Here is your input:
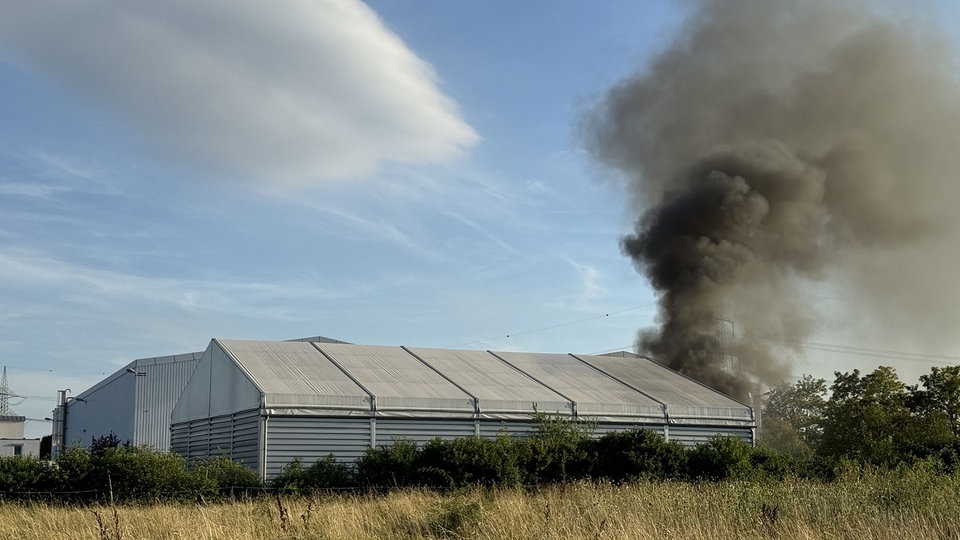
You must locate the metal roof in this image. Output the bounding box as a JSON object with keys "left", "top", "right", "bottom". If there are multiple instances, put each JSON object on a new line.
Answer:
{"left": 316, "top": 343, "right": 474, "bottom": 411}
{"left": 407, "top": 347, "right": 570, "bottom": 413}
{"left": 492, "top": 351, "right": 666, "bottom": 418}
{"left": 209, "top": 340, "right": 752, "bottom": 422}
{"left": 218, "top": 340, "right": 369, "bottom": 409}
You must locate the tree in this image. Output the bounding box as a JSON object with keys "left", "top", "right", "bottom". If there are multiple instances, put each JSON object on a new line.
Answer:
{"left": 909, "top": 366, "right": 960, "bottom": 438}
{"left": 761, "top": 374, "right": 827, "bottom": 455}
{"left": 818, "top": 366, "right": 914, "bottom": 465}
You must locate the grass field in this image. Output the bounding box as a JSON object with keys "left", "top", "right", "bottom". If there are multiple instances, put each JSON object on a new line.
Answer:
{"left": 4, "top": 469, "right": 960, "bottom": 539}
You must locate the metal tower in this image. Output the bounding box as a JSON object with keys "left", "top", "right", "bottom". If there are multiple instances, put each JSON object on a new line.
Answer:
{"left": 0, "top": 366, "right": 15, "bottom": 415}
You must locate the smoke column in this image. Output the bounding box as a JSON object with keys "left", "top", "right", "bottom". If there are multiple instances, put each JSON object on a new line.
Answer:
{"left": 586, "top": 0, "right": 960, "bottom": 398}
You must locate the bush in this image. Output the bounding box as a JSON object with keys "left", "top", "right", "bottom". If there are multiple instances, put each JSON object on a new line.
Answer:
{"left": 355, "top": 439, "right": 419, "bottom": 489}
{"left": 687, "top": 436, "right": 755, "bottom": 481}
{"left": 591, "top": 429, "right": 688, "bottom": 482}
{"left": 416, "top": 435, "right": 525, "bottom": 489}
{"left": 271, "top": 455, "right": 354, "bottom": 493}
{"left": 0, "top": 456, "right": 57, "bottom": 499}
{"left": 191, "top": 456, "right": 263, "bottom": 499}
{"left": 519, "top": 413, "right": 595, "bottom": 485}
{"left": 90, "top": 446, "right": 193, "bottom": 502}
{"left": 55, "top": 445, "right": 94, "bottom": 499}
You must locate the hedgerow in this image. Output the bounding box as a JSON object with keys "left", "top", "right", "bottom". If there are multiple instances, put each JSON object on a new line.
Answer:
{"left": 11, "top": 411, "right": 960, "bottom": 504}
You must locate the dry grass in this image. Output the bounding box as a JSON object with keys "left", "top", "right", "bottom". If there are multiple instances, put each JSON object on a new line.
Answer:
{"left": 5, "top": 473, "right": 960, "bottom": 539}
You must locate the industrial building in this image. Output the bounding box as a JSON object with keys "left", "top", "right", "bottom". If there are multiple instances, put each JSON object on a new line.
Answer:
{"left": 54, "top": 337, "right": 755, "bottom": 479}
{"left": 50, "top": 351, "right": 203, "bottom": 458}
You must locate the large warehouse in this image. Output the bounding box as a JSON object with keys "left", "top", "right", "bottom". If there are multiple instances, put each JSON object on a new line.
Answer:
{"left": 170, "top": 339, "right": 754, "bottom": 478}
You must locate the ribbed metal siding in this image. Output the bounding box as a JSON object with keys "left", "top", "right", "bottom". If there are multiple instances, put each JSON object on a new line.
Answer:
{"left": 170, "top": 409, "right": 261, "bottom": 472}
{"left": 374, "top": 419, "right": 475, "bottom": 446}
{"left": 477, "top": 421, "right": 539, "bottom": 438}
{"left": 133, "top": 353, "right": 201, "bottom": 451}
{"left": 669, "top": 425, "right": 753, "bottom": 446}
{"left": 590, "top": 422, "right": 667, "bottom": 438}
{"left": 264, "top": 417, "right": 371, "bottom": 478}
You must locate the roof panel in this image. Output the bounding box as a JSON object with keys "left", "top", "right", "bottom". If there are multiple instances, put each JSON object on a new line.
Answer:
{"left": 407, "top": 347, "right": 570, "bottom": 412}
{"left": 492, "top": 352, "right": 664, "bottom": 411}
{"left": 219, "top": 340, "right": 365, "bottom": 399}
{"left": 575, "top": 354, "right": 751, "bottom": 415}
{"left": 317, "top": 344, "right": 473, "bottom": 408}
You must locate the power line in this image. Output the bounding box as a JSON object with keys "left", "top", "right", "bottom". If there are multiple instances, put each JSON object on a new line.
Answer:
{"left": 443, "top": 303, "right": 656, "bottom": 349}
{"left": 801, "top": 341, "right": 960, "bottom": 365}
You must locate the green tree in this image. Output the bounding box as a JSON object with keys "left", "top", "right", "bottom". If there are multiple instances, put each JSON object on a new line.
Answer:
{"left": 819, "top": 366, "right": 917, "bottom": 466}
{"left": 909, "top": 366, "right": 960, "bottom": 438}
{"left": 762, "top": 374, "right": 827, "bottom": 455}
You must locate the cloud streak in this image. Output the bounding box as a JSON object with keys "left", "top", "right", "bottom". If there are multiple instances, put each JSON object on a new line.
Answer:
{"left": 0, "top": 0, "right": 477, "bottom": 188}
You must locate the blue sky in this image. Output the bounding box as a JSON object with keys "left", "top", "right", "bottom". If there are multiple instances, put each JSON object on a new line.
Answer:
{"left": 1, "top": 1, "right": 957, "bottom": 438}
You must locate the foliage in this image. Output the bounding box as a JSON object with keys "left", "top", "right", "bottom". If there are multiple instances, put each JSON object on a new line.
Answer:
{"left": 909, "top": 366, "right": 960, "bottom": 437}
{"left": 0, "top": 455, "right": 57, "bottom": 497}
{"left": 687, "top": 436, "right": 756, "bottom": 480}
{"left": 519, "top": 412, "right": 595, "bottom": 485}
{"left": 271, "top": 454, "right": 354, "bottom": 493}
{"left": 417, "top": 435, "right": 525, "bottom": 489}
{"left": 762, "top": 374, "right": 827, "bottom": 455}
{"left": 819, "top": 366, "right": 933, "bottom": 466}
{"left": 355, "top": 438, "right": 419, "bottom": 489}
{"left": 590, "top": 428, "right": 688, "bottom": 481}
{"left": 90, "top": 446, "right": 194, "bottom": 502}
{"left": 191, "top": 456, "right": 263, "bottom": 498}
{"left": 89, "top": 432, "right": 124, "bottom": 458}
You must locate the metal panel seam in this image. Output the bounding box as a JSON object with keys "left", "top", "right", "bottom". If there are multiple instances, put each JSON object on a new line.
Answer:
{"left": 401, "top": 346, "right": 480, "bottom": 417}
{"left": 569, "top": 353, "right": 669, "bottom": 422}
{"left": 486, "top": 350, "right": 577, "bottom": 417}
{"left": 311, "top": 342, "right": 377, "bottom": 412}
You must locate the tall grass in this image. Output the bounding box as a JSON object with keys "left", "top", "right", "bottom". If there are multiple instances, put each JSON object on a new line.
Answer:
{"left": 5, "top": 469, "right": 960, "bottom": 539}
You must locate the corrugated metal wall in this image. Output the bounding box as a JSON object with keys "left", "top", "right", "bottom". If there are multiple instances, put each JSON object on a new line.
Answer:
{"left": 132, "top": 353, "right": 201, "bottom": 450}
{"left": 264, "top": 416, "right": 371, "bottom": 478}
{"left": 170, "top": 409, "right": 260, "bottom": 472}
{"left": 669, "top": 425, "right": 753, "bottom": 446}
{"left": 374, "top": 419, "right": 475, "bottom": 446}
{"left": 477, "top": 421, "right": 539, "bottom": 438}
{"left": 591, "top": 422, "right": 667, "bottom": 439}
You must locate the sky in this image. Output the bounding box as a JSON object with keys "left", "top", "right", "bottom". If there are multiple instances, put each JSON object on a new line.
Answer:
{"left": 1, "top": 1, "right": 958, "bottom": 438}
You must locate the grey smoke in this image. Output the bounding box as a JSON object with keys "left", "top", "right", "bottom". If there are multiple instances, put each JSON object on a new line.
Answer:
{"left": 586, "top": 0, "right": 960, "bottom": 398}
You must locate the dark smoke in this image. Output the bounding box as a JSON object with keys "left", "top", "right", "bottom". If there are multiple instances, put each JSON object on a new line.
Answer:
{"left": 587, "top": 0, "right": 960, "bottom": 398}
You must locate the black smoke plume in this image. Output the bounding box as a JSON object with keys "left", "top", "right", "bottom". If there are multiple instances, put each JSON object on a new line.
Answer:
{"left": 587, "top": 0, "right": 960, "bottom": 398}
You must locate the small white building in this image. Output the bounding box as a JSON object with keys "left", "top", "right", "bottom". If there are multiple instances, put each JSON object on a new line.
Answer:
{"left": 0, "top": 415, "right": 41, "bottom": 457}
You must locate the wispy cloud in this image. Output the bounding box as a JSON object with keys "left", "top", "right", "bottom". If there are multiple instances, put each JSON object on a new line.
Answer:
{"left": 0, "top": 248, "right": 368, "bottom": 320}
{"left": 563, "top": 257, "right": 606, "bottom": 311}
{"left": 0, "top": 0, "right": 477, "bottom": 188}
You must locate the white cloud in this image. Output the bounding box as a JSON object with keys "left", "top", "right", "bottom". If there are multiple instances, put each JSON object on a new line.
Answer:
{"left": 0, "top": 0, "right": 477, "bottom": 188}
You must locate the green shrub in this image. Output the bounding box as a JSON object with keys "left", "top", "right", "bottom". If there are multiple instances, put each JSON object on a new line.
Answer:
{"left": 519, "top": 413, "right": 595, "bottom": 485}
{"left": 272, "top": 454, "right": 354, "bottom": 493}
{"left": 416, "top": 435, "right": 525, "bottom": 489}
{"left": 591, "top": 429, "right": 688, "bottom": 481}
{"left": 355, "top": 439, "right": 419, "bottom": 489}
{"left": 191, "top": 456, "right": 262, "bottom": 499}
{"left": 0, "top": 456, "right": 57, "bottom": 499}
{"left": 91, "top": 446, "right": 193, "bottom": 502}
{"left": 55, "top": 445, "right": 94, "bottom": 499}
{"left": 687, "top": 436, "right": 755, "bottom": 481}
